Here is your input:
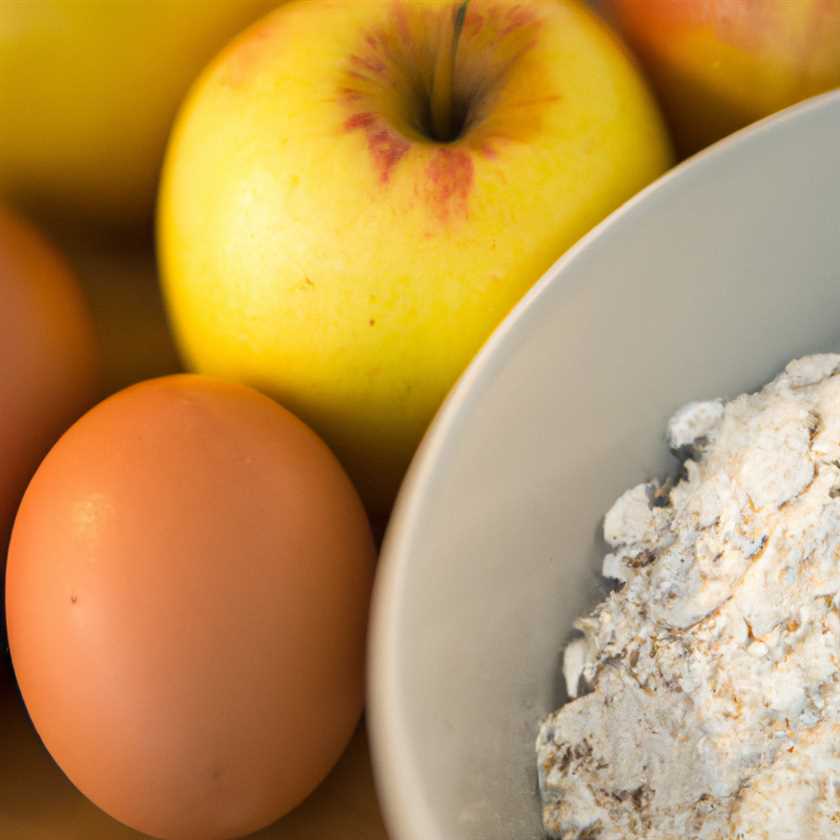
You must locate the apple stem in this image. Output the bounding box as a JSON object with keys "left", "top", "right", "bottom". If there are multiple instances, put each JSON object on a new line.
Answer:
{"left": 430, "top": 0, "right": 470, "bottom": 142}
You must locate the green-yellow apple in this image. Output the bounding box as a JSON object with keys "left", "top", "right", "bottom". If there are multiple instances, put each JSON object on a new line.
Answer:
{"left": 603, "top": 0, "right": 840, "bottom": 156}
{"left": 0, "top": 0, "right": 278, "bottom": 226}
{"left": 158, "top": 0, "right": 672, "bottom": 515}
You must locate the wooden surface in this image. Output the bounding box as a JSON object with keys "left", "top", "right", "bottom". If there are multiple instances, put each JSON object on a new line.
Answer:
{"left": 0, "top": 232, "right": 390, "bottom": 840}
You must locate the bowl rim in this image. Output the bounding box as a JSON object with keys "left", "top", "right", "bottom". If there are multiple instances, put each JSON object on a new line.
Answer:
{"left": 367, "top": 88, "right": 840, "bottom": 840}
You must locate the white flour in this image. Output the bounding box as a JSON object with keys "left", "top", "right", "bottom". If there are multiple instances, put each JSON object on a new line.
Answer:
{"left": 537, "top": 354, "right": 840, "bottom": 839}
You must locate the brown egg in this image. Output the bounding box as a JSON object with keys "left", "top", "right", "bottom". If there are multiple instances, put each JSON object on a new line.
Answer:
{"left": 6, "top": 375, "right": 375, "bottom": 840}
{"left": 0, "top": 205, "right": 100, "bottom": 569}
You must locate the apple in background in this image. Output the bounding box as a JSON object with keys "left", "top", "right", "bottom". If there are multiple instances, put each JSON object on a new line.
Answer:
{"left": 159, "top": 0, "right": 672, "bottom": 516}
{"left": 0, "top": 0, "right": 278, "bottom": 227}
{"left": 603, "top": 0, "right": 840, "bottom": 156}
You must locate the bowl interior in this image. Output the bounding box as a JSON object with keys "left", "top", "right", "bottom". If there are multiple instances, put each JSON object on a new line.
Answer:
{"left": 370, "top": 90, "right": 840, "bottom": 840}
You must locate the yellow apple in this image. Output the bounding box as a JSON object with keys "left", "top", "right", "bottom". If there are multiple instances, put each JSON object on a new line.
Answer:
{"left": 603, "top": 0, "right": 840, "bottom": 156}
{"left": 159, "top": 0, "right": 672, "bottom": 515}
{"left": 0, "top": 0, "right": 278, "bottom": 226}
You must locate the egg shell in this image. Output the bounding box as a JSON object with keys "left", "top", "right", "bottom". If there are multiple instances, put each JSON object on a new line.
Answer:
{"left": 0, "top": 206, "right": 100, "bottom": 569}
{"left": 6, "top": 375, "right": 376, "bottom": 840}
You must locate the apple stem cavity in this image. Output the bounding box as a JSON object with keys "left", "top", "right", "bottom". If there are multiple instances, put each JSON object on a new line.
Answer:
{"left": 429, "top": 0, "right": 470, "bottom": 143}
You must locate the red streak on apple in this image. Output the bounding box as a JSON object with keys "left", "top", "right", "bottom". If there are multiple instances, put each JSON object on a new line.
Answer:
{"left": 466, "top": 10, "right": 485, "bottom": 35}
{"left": 345, "top": 112, "right": 376, "bottom": 131}
{"left": 337, "top": 1, "right": 551, "bottom": 221}
{"left": 425, "top": 148, "right": 474, "bottom": 221}
{"left": 502, "top": 3, "right": 537, "bottom": 34}
{"left": 393, "top": 0, "right": 412, "bottom": 43}
{"left": 350, "top": 54, "right": 387, "bottom": 76}
{"left": 344, "top": 112, "right": 411, "bottom": 184}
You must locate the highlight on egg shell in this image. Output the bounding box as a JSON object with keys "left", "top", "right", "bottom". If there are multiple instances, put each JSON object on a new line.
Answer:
{"left": 5, "top": 374, "right": 376, "bottom": 840}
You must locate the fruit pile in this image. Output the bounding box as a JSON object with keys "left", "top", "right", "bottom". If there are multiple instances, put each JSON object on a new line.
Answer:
{"left": 1, "top": 1, "right": 838, "bottom": 839}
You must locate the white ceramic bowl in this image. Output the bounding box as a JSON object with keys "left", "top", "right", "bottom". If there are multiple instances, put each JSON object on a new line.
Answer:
{"left": 369, "top": 90, "right": 840, "bottom": 840}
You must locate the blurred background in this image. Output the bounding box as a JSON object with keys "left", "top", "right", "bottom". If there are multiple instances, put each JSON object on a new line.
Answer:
{"left": 2, "top": 1, "right": 839, "bottom": 838}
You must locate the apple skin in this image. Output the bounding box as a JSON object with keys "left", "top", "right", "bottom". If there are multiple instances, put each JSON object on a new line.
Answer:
{"left": 0, "top": 0, "right": 278, "bottom": 226}
{"left": 158, "top": 0, "right": 672, "bottom": 515}
{"left": 603, "top": 0, "right": 840, "bottom": 156}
